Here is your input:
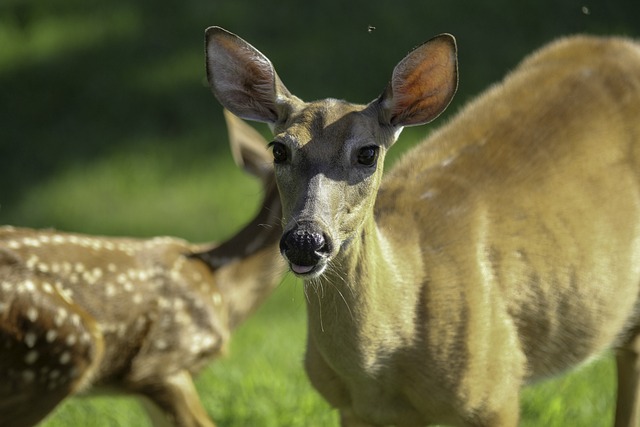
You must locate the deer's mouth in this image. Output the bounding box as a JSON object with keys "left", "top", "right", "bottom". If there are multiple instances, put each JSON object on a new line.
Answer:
{"left": 288, "top": 260, "right": 327, "bottom": 279}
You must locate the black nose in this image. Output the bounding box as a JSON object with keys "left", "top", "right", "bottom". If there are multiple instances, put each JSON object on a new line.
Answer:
{"left": 280, "top": 224, "right": 331, "bottom": 267}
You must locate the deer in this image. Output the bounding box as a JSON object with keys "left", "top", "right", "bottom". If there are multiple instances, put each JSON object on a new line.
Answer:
{"left": 0, "top": 110, "right": 285, "bottom": 427}
{"left": 205, "top": 26, "right": 640, "bottom": 427}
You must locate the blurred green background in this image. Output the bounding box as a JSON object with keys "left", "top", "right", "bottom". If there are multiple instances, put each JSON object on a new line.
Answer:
{"left": 2, "top": 0, "right": 639, "bottom": 238}
{"left": 1, "top": 0, "right": 639, "bottom": 426}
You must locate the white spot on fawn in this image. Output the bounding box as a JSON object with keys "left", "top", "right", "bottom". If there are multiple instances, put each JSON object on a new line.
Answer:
{"left": 24, "top": 279, "right": 36, "bottom": 293}
{"left": 24, "top": 332, "right": 37, "bottom": 348}
{"left": 7, "top": 240, "right": 21, "bottom": 249}
{"left": 24, "top": 350, "right": 39, "bottom": 365}
{"left": 26, "top": 255, "right": 39, "bottom": 269}
{"left": 54, "top": 308, "right": 68, "bottom": 327}
{"left": 66, "top": 334, "right": 77, "bottom": 347}
{"left": 42, "top": 282, "right": 54, "bottom": 294}
{"left": 59, "top": 352, "right": 71, "bottom": 365}
{"left": 46, "top": 330, "right": 58, "bottom": 343}
{"left": 70, "top": 313, "right": 81, "bottom": 327}
{"left": 105, "top": 284, "right": 116, "bottom": 297}
{"left": 26, "top": 307, "right": 38, "bottom": 322}
{"left": 22, "top": 237, "right": 41, "bottom": 248}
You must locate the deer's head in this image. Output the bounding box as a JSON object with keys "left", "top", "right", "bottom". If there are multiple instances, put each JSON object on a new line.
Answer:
{"left": 205, "top": 27, "right": 457, "bottom": 278}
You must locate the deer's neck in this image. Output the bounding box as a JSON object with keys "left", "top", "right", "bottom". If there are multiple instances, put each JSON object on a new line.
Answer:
{"left": 305, "top": 213, "right": 424, "bottom": 368}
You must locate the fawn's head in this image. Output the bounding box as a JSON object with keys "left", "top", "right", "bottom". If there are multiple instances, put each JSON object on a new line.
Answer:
{"left": 205, "top": 27, "right": 457, "bottom": 278}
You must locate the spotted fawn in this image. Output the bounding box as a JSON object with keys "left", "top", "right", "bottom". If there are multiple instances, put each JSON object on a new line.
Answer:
{"left": 0, "top": 110, "right": 285, "bottom": 427}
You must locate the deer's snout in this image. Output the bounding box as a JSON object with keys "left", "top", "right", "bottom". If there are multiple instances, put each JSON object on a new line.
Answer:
{"left": 280, "top": 222, "right": 332, "bottom": 276}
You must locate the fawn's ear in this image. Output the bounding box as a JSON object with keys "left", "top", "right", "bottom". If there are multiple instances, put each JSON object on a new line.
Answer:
{"left": 377, "top": 33, "right": 458, "bottom": 128}
{"left": 206, "top": 27, "right": 295, "bottom": 124}
{"left": 224, "top": 109, "right": 272, "bottom": 180}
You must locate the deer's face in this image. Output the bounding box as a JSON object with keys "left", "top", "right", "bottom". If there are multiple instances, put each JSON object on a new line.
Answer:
{"left": 270, "top": 100, "right": 396, "bottom": 278}
{"left": 204, "top": 27, "right": 458, "bottom": 279}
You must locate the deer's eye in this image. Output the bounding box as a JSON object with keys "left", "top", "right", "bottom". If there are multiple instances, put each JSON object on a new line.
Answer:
{"left": 270, "top": 142, "right": 288, "bottom": 164}
{"left": 357, "top": 146, "right": 379, "bottom": 167}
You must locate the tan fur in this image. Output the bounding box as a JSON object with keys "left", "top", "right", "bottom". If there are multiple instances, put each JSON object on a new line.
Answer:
{"left": 0, "top": 111, "right": 285, "bottom": 427}
{"left": 206, "top": 27, "right": 640, "bottom": 426}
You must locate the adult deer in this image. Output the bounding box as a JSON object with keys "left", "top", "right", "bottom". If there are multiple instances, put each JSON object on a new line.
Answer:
{"left": 0, "top": 110, "right": 284, "bottom": 427}
{"left": 206, "top": 26, "right": 640, "bottom": 427}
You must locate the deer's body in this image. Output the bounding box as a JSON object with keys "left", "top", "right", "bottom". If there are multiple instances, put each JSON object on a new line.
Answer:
{"left": 207, "top": 29, "right": 640, "bottom": 426}
{"left": 0, "top": 111, "right": 284, "bottom": 427}
{"left": 306, "top": 36, "right": 640, "bottom": 426}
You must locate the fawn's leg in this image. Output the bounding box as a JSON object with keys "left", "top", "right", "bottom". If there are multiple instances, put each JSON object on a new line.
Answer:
{"left": 0, "top": 283, "right": 104, "bottom": 427}
{"left": 137, "top": 369, "right": 216, "bottom": 427}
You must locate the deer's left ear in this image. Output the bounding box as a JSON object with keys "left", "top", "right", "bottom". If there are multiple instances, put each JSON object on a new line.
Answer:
{"left": 377, "top": 34, "right": 458, "bottom": 128}
{"left": 205, "top": 26, "right": 295, "bottom": 124}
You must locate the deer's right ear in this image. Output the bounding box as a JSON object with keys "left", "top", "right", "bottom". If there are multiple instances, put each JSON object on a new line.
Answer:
{"left": 377, "top": 33, "right": 458, "bottom": 128}
{"left": 206, "top": 27, "right": 293, "bottom": 124}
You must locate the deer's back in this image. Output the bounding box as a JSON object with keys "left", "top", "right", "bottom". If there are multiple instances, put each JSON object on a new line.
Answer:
{"left": 376, "top": 35, "right": 640, "bottom": 380}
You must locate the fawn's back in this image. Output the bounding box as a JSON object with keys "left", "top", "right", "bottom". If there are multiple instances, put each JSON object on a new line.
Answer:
{"left": 0, "top": 227, "right": 226, "bottom": 384}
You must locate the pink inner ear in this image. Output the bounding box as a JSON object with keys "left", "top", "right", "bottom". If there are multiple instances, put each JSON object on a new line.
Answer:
{"left": 388, "top": 37, "right": 457, "bottom": 127}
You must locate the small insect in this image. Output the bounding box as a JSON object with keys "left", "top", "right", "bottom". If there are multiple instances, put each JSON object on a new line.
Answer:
{"left": 367, "top": 25, "right": 376, "bottom": 33}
